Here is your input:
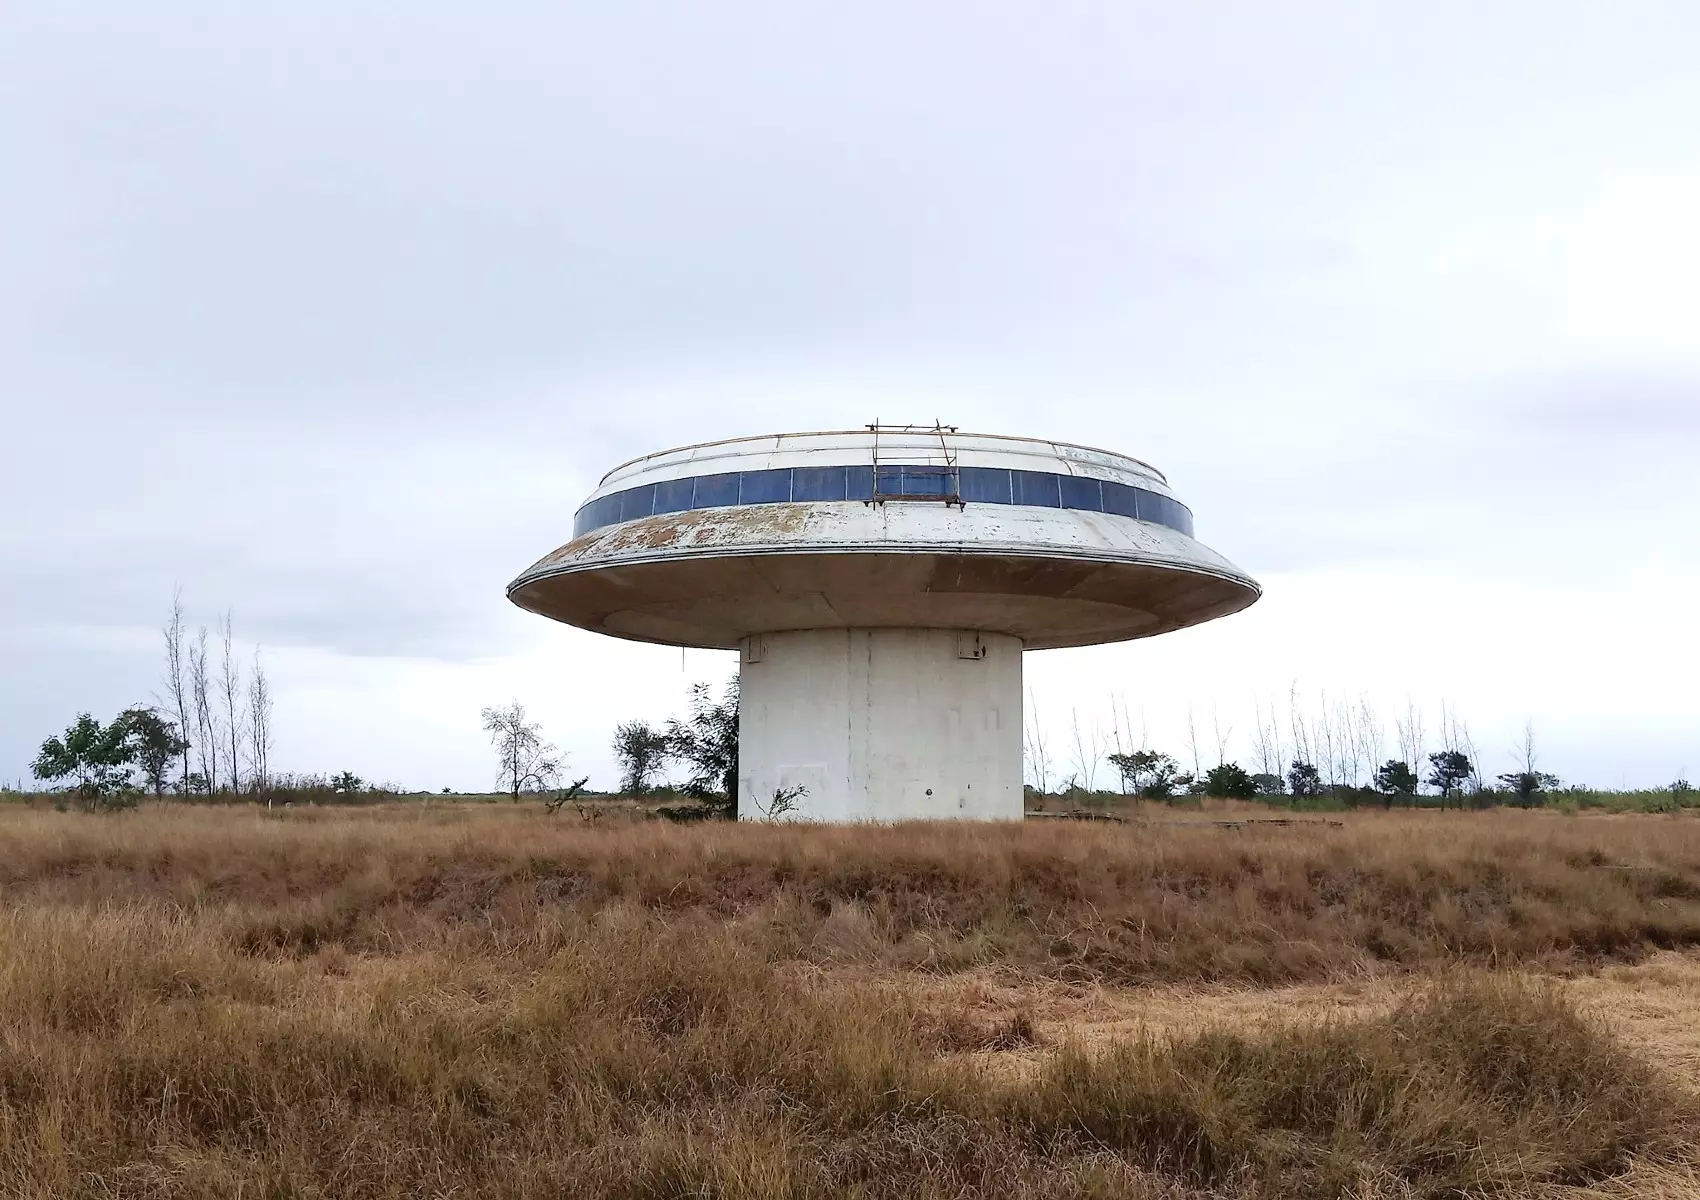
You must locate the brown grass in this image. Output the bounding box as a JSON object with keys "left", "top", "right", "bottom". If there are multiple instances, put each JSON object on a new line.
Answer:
{"left": 2, "top": 804, "right": 1698, "bottom": 983}
{"left": 0, "top": 805, "right": 1695, "bottom": 1197}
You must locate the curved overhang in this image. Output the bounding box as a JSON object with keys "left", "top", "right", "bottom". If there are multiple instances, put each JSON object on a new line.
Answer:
{"left": 507, "top": 501, "right": 1260, "bottom": 651}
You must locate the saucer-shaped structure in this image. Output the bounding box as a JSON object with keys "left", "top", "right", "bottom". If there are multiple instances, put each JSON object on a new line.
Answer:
{"left": 509, "top": 428, "right": 1259, "bottom": 822}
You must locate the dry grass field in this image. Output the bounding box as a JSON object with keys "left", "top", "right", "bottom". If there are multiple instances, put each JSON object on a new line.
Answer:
{"left": 1, "top": 803, "right": 1698, "bottom": 1198}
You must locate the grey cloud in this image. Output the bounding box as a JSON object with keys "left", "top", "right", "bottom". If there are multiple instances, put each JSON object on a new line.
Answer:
{"left": 1506, "top": 374, "right": 1700, "bottom": 438}
{"left": 4, "top": 2, "right": 1699, "bottom": 786}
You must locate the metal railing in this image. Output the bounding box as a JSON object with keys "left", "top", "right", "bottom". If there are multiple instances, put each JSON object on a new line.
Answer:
{"left": 867, "top": 420, "right": 962, "bottom": 507}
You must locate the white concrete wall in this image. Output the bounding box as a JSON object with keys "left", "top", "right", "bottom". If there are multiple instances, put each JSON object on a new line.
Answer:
{"left": 738, "top": 628, "right": 1023, "bottom": 822}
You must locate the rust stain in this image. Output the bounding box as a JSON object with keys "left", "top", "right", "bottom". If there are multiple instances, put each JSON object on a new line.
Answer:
{"left": 536, "top": 504, "right": 817, "bottom": 567}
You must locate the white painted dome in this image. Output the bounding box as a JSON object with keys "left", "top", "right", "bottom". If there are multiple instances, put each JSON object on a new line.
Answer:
{"left": 508, "top": 428, "right": 1259, "bottom": 651}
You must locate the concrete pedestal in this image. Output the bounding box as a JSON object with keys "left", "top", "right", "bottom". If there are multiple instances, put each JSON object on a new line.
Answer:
{"left": 737, "top": 628, "right": 1024, "bottom": 822}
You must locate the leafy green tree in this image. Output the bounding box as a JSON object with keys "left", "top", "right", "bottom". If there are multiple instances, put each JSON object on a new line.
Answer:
{"left": 31, "top": 714, "right": 135, "bottom": 806}
{"left": 117, "top": 707, "right": 189, "bottom": 798}
{"left": 1251, "top": 772, "right": 1286, "bottom": 797}
{"left": 666, "top": 679, "right": 740, "bottom": 817}
{"left": 1203, "top": 763, "right": 1258, "bottom": 800}
{"left": 330, "top": 771, "right": 365, "bottom": 794}
{"left": 1107, "top": 749, "right": 1185, "bottom": 798}
{"left": 612, "top": 719, "right": 671, "bottom": 796}
{"left": 1427, "top": 750, "right": 1474, "bottom": 808}
{"left": 1287, "top": 760, "right": 1322, "bottom": 797}
{"left": 1373, "top": 759, "right": 1419, "bottom": 806}
{"left": 1496, "top": 770, "right": 1559, "bottom": 808}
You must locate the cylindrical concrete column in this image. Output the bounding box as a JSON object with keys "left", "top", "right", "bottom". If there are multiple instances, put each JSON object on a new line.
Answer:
{"left": 737, "top": 628, "right": 1024, "bottom": 822}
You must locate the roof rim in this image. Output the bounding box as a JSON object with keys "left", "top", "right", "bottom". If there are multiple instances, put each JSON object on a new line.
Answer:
{"left": 599, "top": 429, "right": 1168, "bottom": 487}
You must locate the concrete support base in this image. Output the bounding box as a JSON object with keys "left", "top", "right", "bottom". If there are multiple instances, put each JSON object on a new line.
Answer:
{"left": 737, "top": 627, "right": 1024, "bottom": 822}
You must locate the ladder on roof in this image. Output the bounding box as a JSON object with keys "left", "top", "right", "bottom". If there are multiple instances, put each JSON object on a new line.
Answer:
{"left": 867, "top": 420, "right": 962, "bottom": 507}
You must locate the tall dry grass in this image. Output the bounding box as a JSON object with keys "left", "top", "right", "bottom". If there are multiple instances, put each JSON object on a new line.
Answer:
{"left": 0, "top": 807, "right": 1695, "bottom": 1196}
{"left": 0, "top": 805, "right": 1696, "bottom": 982}
{"left": 0, "top": 903, "right": 1688, "bottom": 1197}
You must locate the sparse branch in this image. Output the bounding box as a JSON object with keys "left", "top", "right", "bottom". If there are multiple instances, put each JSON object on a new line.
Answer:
{"left": 247, "top": 647, "right": 274, "bottom": 796}
{"left": 219, "top": 610, "right": 243, "bottom": 795}
{"left": 1024, "top": 689, "right": 1052, "bottom": 795}
{"left": 162, "top": 590, "right": 192, "bottom": 794}
{"left": 190, "top": 625, "right": 217, "bottom": 795}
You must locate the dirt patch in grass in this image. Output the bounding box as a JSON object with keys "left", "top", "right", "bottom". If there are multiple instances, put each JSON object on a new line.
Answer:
{"left": 899, "top": 949, "right": 1700, "bottom": 1104}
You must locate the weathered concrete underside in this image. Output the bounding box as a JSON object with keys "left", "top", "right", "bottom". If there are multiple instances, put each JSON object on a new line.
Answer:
{"left": 738, "top": 628, "right": 1023, "bottom": 822}
{"left": 507, "top": 502, "right": 1259, "bottom": 651}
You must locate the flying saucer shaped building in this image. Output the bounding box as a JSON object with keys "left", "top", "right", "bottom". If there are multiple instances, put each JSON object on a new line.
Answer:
{"left": 508, "top": 426, "right": 1259, "bottom": 821}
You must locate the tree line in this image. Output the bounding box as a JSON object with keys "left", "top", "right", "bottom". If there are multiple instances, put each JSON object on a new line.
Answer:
{"left": 29, "top": 592, "right": 276, "bottom": 807}
{"left": 477, "top": 681, "right": 739, "bottom": 817}
{"left": 1027, "top": 690, "right": 1685, "bottom": 810}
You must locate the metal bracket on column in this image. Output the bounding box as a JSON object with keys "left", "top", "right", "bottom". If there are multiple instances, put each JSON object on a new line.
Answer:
{"left": 956, "top": 632, "right": 988, "bottom": 661}
{"left": 742, "top": 635, "right": 767, "bottom": 664}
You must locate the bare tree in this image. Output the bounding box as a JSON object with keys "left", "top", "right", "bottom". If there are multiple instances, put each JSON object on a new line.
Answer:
{"left": 1510, "top": 719, "right": 1535, "bottom": 778}
{"left": 481, "top": 701, "right": 563, "bottom": 802}
{"left": 219, "top": 610, "right": 244, "bottom": 794}
{"left": 1356, "top": 696, "right": 1383, "bottom": 787}
{"left": 1211, "top": 706, "right": 1233, "bottom": 769}
{"left": 1069, "top": 709, "right": 1105, "bottom": 792}
{"left": 1186, "top": 707, "right": 1202, "bottom": 780}
{"left": 1024, "top": 689, "right": 1052, "bottom": 795}
{"left": 1315, "top": 690, "right": 1340, "bottom": 789}
{"left": 1287, "top": 684, "right": 1312, "bottom": 773}
{"left": 162, "top": 589, "right": 192, "bottom": 794}
{"left": 1437, "top": 701, "right": 1484, "bottom": 801}
{"left": 1332, "top": 695, "right": 1360, "bottom": 789}
{"left": 1395, "top": 699, "right": 1426, "bottom": 793}
{"left": 1108, "top": 694, "right": 1131, "bottom": 761}
{"left": 247, "top": 647, "right": 274, "bottom": 795}
{"left": 1458, "top": 720, "right": 1484, "bottom": 796}
{"left": 190, "top": 625, "right": 218, "bottom": 794}
{"left": 1250, "top": 697, "right": 1283, "bottom": 780}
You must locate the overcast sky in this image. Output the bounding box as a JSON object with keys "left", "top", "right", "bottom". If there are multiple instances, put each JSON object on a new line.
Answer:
{"left": 3, "top": 2, "right": 1696, "bottom": 792}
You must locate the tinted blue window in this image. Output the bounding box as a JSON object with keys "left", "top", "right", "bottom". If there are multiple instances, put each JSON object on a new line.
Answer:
{"left": 1101, "top": 481, "right": 1140, "bottom": 519}
{"left": 879, "top": 466, "right": 954, "bottom": 497}
{"left": 873, "top": 467, "right": 922, "bottom": 495}
{"left": 1059, "top": 475, "right": 1103, "bottom": 512}
{"left": 619, "top": 484, "right": 656, "bottom": 522}
{"left": 570, "top": 466, "right": 1192, "bottom": 535}
{"left": 738, "top": 468, "right": 792, "bottom": 504}
{"left": 792, "top": 465, "right": 847, "bottom": 501}
{"left": 1014, "top": 471, "right": 1061, "bottom": 507}
{"left": 959, "top": 467, "right": 1011, "bottom": 504}
{"left": 654, "top": 476, "right": 695, "bottom": 514}
{"left": 917, "top": 468, "right": 957, "bottom": 496}
{"left": 577, "top": 494, "right": 616, "bottom": 535}
{"left": 691, "top": 472, "right": 740, "bottom": 509}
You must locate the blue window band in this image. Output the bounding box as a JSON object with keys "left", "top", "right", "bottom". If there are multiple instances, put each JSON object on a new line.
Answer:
{"left": 572, "top": 466, "right": 1194, "bottom": 539}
